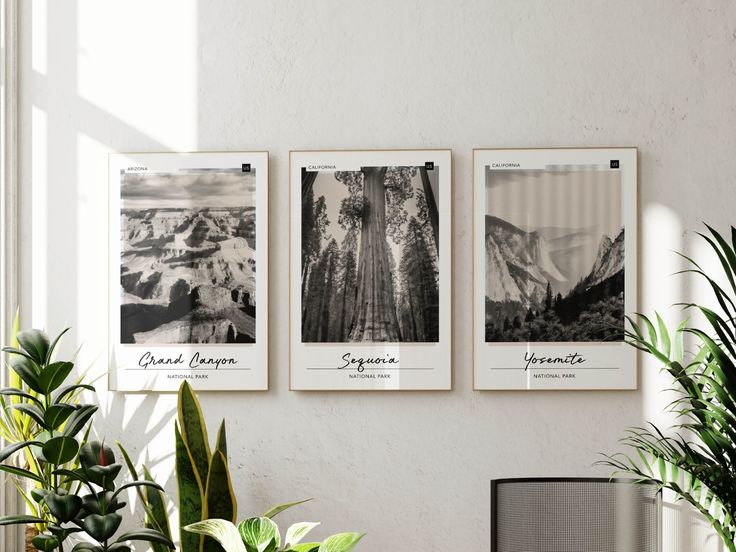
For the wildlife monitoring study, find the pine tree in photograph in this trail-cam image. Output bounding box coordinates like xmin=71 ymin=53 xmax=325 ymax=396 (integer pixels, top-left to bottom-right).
xmin=317 ymin=239 xmax=340 ymax=341
xmin=419 ymin=167 xmax=439 ymax=256
xmin=332 ymin=230 xmax=358 ymax=342
xmin=397 ymin=217 xmax=439 ymax=342
xmin=301 ymin=173 xmax=328 ymax=305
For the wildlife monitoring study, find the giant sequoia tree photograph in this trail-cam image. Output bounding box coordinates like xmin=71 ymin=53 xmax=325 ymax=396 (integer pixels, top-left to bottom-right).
xmin=301 ymin=165 xmax=440 ymax=343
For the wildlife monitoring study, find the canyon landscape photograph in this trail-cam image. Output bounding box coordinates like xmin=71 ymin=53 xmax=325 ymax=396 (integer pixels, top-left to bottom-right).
xmin=484 ymin=168 xmax=624 ymax=343
xmin=119 ymin=169 xmax=257 ymax=344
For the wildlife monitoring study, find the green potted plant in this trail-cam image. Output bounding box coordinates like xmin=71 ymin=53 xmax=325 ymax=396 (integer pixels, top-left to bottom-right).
xmin=185 ymin=507 xmax=364 ymax=552
xmin=0 ymin=327 xmax=174 ymax=552
xmin=132 ymin=381 xmax=366 ymax=552
xmin=605 ymin=225 xmax=736 ymax=551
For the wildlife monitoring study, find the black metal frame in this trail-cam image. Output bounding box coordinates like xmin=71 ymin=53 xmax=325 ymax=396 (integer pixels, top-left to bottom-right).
xmin=490 ymin=477 xmax=661 ymax=552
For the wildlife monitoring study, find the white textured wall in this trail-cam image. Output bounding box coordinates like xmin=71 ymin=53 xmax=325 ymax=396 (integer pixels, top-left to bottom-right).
xmin=17 ymin=1 xmax=736 ymax=550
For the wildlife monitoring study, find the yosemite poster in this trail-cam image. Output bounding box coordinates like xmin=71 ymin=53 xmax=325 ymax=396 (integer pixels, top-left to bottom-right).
xmin=290 ymin=150 xmax=452 ymax=390
xmin=109 ymin=152 xmax=269 ymax=391
xmin=473 ymin=148 xmax=637 ymax=390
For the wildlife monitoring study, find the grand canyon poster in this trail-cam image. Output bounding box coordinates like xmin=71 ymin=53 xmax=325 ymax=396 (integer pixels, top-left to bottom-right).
xmin=290 ymin=150 xmax=452 ymax=390
xmin=473 ymin=148 xmax=637 ymax=390
xmin=109 ymin=152 xmax=268 ymax=391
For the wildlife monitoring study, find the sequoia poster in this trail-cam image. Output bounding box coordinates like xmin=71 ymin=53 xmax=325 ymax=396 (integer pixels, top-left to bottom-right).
xmin=290 ymin=150 xmax=452 ymax=390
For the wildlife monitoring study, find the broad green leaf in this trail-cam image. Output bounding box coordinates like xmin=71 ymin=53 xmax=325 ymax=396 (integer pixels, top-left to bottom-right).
xmin=42 ymin=436 xmax=79 ymax=465
xmin=184 ymin=519 xmax=246 ymax=552
xmin=43 ymin=492 xmax=83 ymax=522
xmin=16 ymin=329 xmax=50 ymax=364
xmin=85 ymin=464 xmax=123 ymax=490
xmin=31 ymin=533 xmax=59 ymax=552
xmin=238 ymin=517 xmax=280 ymax=552
xmin=39 ymin=361 xmax=74 ymax=394
xmin=62 ymin=405 xmax=98 ymax=437
xmin=262 ymin=498 xmax=312 ymax=519
xmin=11 ymin=404 xmax=45 ymax=427
xmin=82 ymin=513 xmax=122 ymax=542
xmin=115 ymin=528 xmax=175 ymax=549
xmin=175 ymin=422 xmax=204 ymax=552
xmin=318 ymin=533 xmax=364 ymax=552
xmin=285 ymin=522 xmax=320 ymax=548
xmin=44 ymin=404 xmax=77 ymax=430
xmin=7 ymin=354 xmax=43 ymax=393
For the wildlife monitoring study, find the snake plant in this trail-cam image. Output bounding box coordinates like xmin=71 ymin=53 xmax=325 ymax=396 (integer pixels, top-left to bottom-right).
xmin=171 ymin=380 xmax=237 ymax=552
xmin=604 ymin=224 xmax=736 ymax=551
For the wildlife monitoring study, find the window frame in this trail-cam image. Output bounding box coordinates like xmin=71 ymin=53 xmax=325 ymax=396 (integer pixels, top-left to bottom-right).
xmin=0 ymin=0 xmax=20 ymax=545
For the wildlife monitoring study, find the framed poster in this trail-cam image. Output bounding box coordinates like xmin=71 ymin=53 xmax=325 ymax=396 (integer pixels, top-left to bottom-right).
xmin=108 ymin=151 xmax=268 ymax=391
xmin=473 ymin=148 xmax=637 ymax=390
xmin=290 ymin=149 xmax=452 ymax=390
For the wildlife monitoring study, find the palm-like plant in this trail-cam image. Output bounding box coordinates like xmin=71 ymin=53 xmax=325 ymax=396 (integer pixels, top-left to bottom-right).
xmin=604 ymin=225 xmax=736 ymax=551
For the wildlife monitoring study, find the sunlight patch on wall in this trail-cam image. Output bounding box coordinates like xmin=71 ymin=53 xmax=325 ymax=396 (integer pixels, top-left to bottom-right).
xmin=31 ymin=106 xmax=47 ymax=327
xmin=640 ymin=203 xmax=683 ymax=426
xmin=76 ymin=0 xmax=198 ymax=150
xmin=75 ymin=131 xmax=110 ymax=382
xmin=31 ymin=0 xmax=47 ymax=74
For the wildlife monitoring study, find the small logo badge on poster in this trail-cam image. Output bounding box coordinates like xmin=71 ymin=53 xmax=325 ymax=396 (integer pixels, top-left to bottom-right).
xmin=610 ymin=160 xmax=620 ymax=169
xmin=425 ymin=162 xmax=434 ymax=170
xmin=242 ymin=163 xmax=251 ymax=172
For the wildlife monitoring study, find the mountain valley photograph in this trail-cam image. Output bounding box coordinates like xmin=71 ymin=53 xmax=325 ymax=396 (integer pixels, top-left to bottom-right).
xmin=301 ymin=165 xmax=440 ymax=343
xmin=484 ymin=167 xmax=624 ymax=343
xmin=120 ymin=169 xmax=257 ymax=344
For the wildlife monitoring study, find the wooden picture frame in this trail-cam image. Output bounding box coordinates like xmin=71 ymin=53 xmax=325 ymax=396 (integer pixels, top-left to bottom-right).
xmin=108 ymin=151 xmax=269 ymax=391
xmin=473 ymin=147 xmax=637 ymax=390
xmin=290 ymin=149 xmax=452 ymax=390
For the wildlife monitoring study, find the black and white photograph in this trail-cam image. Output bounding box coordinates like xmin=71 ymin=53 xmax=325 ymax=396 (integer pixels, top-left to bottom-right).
xmin=290 ymin=150 xmax=451 ymax=391
xmin=484 ymin=168 xmax=624 ymax=343
xmin=120 ymin=169 xmax=257 ymax=344
xmin=473 ymin=148 xmax=637 ymax=391
xmin=301 ymin=165 xmax=439 ymax=343
xmin=109 ymin=152 xmax=269 ymax=392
